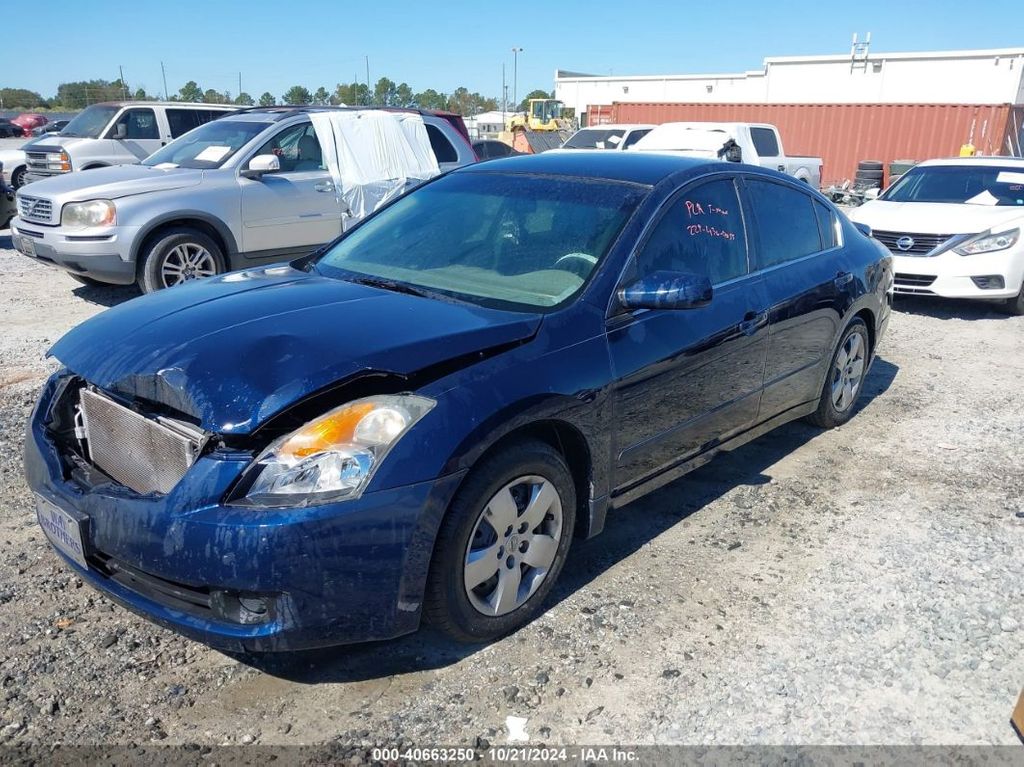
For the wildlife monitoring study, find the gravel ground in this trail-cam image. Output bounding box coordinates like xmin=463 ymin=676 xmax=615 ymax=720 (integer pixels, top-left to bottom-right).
xmin=0 ymin=233 xmax=1021 ymax=748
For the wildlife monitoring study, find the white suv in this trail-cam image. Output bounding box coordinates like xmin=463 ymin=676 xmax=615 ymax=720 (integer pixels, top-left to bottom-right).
xmin=851 ymin=157 xmax=1024 ymax=314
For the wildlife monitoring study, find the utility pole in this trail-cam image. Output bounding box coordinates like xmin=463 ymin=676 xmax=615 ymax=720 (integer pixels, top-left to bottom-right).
xmin=511 ymin=47 xmax=523 ymax=112
xmin=365 ymin=56 xmax=371 ymax=104
xmin=119 ymin=66 xmax=128 ymax=99
xmin=161 ymin=61 xmax=169 ymax=101
xmin=238 ymin=72 xmax=242 ymax=99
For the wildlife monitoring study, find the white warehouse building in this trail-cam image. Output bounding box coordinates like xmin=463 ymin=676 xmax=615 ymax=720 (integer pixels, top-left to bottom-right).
xmin=555 ymin=47 xmax=1024 ymax=115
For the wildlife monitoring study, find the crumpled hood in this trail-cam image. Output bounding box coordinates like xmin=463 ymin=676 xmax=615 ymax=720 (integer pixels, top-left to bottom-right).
xmin=49 ymin=265 xmax=542 ymax=434
xmin=851 ymin=200 xmax=1024 ymax=235
xmin=19 ymin=163 xmax=202 ymax=201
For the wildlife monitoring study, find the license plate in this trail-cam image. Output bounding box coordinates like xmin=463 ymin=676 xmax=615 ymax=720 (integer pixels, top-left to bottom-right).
xmin=35 ymin=494 xmax=89 ymax=569
xmin=14 ymin=234 xmax=36 ymax=257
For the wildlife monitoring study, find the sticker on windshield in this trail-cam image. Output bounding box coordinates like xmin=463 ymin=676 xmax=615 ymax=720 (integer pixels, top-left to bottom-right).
xmin=966 ymin=189 xmax=999 ymax=206
xmin=607 ymin=134 xmax=622 ymax=145
xmin=996 ymin=171 xmax=1024 ymax=185
xmin=194 ymin=145 xmax=232 ymax=163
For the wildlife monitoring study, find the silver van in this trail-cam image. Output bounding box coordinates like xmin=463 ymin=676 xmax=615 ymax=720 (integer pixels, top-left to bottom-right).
xmin=23 ymin=102 xmax=237 ymax=183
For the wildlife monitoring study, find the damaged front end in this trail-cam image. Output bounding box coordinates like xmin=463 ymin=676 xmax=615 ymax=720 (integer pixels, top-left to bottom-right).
xmin=25 ymin=369 xmax=469 ymax=651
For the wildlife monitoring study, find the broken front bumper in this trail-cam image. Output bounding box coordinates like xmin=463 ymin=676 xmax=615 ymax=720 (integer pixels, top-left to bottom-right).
xmin=23 ymin=373 xmax=464 ymax=652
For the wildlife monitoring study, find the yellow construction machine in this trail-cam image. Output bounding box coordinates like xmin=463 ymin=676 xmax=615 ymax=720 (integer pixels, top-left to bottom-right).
xmin=506 ymin=99 xmax=572 ymax=133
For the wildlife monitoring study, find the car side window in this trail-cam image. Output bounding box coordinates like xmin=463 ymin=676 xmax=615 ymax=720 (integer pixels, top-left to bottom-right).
xmin=167 ymin=109 xmax=201 ymax=139
xmin=426 ymin=124 xmax=458 ymax=163
xmin=750 ymin=127 xmax=780 ymax=157
xmin=633 ymin=178 xmax=749 ymax=285
xmin=621 ymin=129 xmax=651 ymax=149
xmin=113 ymin=108 xmax=159 ymax=140
xmin=746 ymin=179 xmax=823 ymax=269
xmin=813 ymin=199 xmax=839 ymax=249
xmin=253 ymin=122 xmax=323 ymax=173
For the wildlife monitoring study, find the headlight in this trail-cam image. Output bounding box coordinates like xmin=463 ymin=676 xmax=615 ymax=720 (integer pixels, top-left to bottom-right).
xmin=234 ymin=394 xmax=435 ymax=507
xmin=954 ymin=228 xmax=1019 ymax=256
xmin=60 ymin=200 xmax=116 ymax=229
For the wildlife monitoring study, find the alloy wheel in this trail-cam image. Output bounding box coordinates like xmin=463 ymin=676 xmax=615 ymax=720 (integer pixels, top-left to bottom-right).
xmin=161 ymin=243 xmax=217 ymax=287
xmin=831 ymin=331 xmax=866 ymax=412
xmin=463 ymin=475 xmax=563 ymax=617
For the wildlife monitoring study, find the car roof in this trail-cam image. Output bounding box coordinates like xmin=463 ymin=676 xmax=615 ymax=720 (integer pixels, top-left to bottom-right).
xmin=573 ymin=124 xmax=655 ymax=131
xmin=84 ymin=101 xmax=236 ymax=109
xmin=458 ymin=151 xmax=718 ymax=185
xmin=916 ymin=156 xmax=1024 ymax=169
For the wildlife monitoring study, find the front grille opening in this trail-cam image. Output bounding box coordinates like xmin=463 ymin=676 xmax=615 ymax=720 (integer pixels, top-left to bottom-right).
xmin=45 ymin=378 xmax=210 ymax=496
xmin=874 ymin=230 xmax=951 ymax=256
xmin=88 ymin=551 xmax=274 ymax=625
xmin=894 ymin=273 xmax=936 ymax=287
xmin=90 ymin=551 xmax=213 ymax=615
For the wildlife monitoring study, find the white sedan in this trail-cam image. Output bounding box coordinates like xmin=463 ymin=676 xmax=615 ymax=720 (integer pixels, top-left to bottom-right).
xmin=850 ymin=157 xmax=1024 ymax=314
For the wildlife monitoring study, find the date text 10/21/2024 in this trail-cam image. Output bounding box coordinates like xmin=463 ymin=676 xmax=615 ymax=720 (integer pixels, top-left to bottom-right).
xmin=370 ymin=747 xmax=639 ymax=762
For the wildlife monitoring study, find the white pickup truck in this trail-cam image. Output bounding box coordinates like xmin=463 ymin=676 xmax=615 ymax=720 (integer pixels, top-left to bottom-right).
xmin=632 ymin=122 xmax=823 ymax=188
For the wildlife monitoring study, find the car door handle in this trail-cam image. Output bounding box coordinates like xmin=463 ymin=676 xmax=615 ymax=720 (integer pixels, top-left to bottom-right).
xmin=739 ymin=310 xmax=768 ymax=336
xmin=314 ymin=181 xmax=334 ymax=193
xmin=834 ymin=271 xmax=854 ymax=288
xmin=777 ymin=164 xmax=785 ymax=172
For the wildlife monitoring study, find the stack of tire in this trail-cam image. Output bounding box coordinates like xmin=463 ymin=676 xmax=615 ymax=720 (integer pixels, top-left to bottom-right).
xmin=854 ymin=160 xmax=884 ymax=191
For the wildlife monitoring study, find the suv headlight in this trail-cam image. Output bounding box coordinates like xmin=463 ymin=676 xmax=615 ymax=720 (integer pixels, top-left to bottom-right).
xmin=954 ymin=228 xmax=1019 ymax=256
xmin=233 ymin=394 xmax=435 ymax=507
xmin=61 ymin=199 xmax=116 ymax=229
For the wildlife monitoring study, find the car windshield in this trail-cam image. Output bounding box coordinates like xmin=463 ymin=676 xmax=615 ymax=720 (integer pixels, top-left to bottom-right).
xmin=142 ymin=120 xmax=269 ymax=169
xmin=883 ymin=165 xmax=1024 ymax=206
xmin=315 ymin=171 xmax=646 ymax=310
xmin=60 ymin=105 xmax=119 ymax=138
xmin=563 ymin=129 xmax=627 ymax=150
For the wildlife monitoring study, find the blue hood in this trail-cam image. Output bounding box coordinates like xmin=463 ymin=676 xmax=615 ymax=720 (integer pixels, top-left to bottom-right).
xmin=49 ymin=266 xmax=541 ymax=434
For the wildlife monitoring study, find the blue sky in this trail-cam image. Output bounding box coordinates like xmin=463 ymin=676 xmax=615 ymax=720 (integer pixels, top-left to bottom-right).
xmin=9 ymin=0 xmax=1024 ymax=102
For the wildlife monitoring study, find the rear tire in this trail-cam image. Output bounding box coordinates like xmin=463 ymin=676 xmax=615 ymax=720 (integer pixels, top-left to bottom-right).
xmin=806 ymin=318 xmax=870 ymax=429
xmin=424 ymin=440 xmax=576 ymax=643
xmin=137 ymin=227 xmax=225 ymax=294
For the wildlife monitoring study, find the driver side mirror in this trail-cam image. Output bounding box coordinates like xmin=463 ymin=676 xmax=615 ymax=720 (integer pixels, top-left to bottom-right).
xmin=113 ymin=123 xmax=127 ymax=140
xmin=619 ymin=271 xmax=713 ymax=311
xmin=240 ymin=154 xmax=281 ymax=180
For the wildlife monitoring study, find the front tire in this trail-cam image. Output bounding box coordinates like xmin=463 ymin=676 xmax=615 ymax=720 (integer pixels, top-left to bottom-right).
xmin=137 ymin=227 xmax=225 ymax=294
xmin=1000 ymin=282 xmax=1024 ymax=316
xmin=424 ymin=440 xmax=576 ymax=642
xmin=806 ymin=318 xmax=870 ymax=429
xmin=10 ymin=166 xmax=25 ymax=189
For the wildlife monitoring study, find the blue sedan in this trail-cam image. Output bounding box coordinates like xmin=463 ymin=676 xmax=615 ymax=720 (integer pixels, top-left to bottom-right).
xmin=24 ymin=153 xmax=892 ymax=651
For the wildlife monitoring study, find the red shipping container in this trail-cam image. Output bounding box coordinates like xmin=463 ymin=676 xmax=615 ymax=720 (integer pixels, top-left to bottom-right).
xmin=603 ymin=102 xmax=1024 ymax=186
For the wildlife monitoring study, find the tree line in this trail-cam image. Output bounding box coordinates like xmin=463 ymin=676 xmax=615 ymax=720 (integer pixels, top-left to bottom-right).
xmin=1 ymin=78 xmax=553 ymax=116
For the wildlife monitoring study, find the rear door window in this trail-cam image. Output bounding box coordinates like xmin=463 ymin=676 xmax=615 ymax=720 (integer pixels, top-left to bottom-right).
xmin=746 ymin=178 xmax=823 ymax=269
xmin=813 ymin=199 xmax=839 ymax=249
xmin=167 ymin=109 xmax=201 ymax=138
xmin=426 ymin=124 xmax=458 ymax=163
xmin=750 ymin=127 xmax=780 ymax=158
xmin=633 ymin=177 xmax=749 ymax=285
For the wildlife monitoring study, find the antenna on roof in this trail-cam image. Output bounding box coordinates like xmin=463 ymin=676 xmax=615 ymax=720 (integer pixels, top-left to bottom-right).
xmin=851 ymin=32 xmax=872 ymax=73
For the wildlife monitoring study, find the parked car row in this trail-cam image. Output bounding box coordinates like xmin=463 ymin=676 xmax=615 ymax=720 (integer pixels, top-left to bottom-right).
xmin=11 ymin=104 xmax=474 ymax=291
